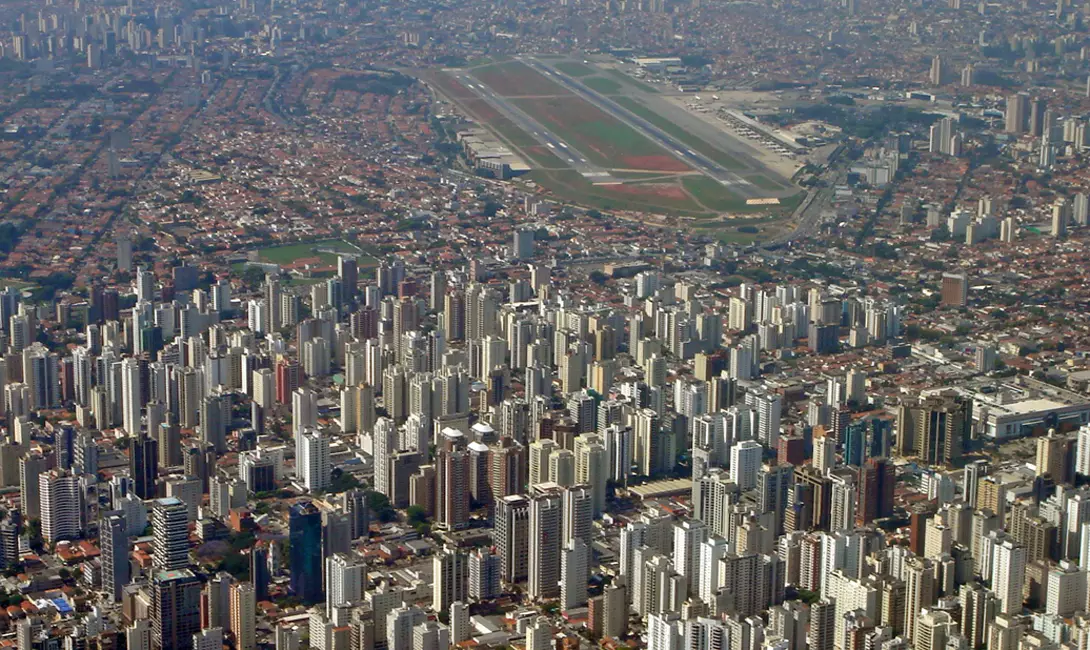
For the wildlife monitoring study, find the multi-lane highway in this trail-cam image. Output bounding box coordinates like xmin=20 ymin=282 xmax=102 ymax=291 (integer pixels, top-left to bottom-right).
xmin=448 ymin=70 xmax=617 ymax=184
xmin=519 ymin=56 xmax=761 ymax=196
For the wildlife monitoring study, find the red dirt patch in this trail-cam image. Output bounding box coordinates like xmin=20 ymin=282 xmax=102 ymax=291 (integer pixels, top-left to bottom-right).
xmin=462 ymin=99 xmax=501 ymax=122
xmin=433 ymin=74 xmax=476 ymax=99
xmin=621 ymin=155 xmax=691 ymax=172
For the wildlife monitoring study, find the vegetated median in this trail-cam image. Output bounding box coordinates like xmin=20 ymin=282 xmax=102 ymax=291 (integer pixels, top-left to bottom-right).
xmin=612 ymin=95 xmax=748 ymax=171
xmin=511 ymin=95 xmax=690 ymax=172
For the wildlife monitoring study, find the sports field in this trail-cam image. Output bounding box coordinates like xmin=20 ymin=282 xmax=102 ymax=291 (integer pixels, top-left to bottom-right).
xmin=256 ymin=240 xmax=376 ymax=267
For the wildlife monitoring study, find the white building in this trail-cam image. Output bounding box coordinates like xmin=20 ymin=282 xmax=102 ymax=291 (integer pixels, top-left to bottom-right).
xmin=991 ymin=538 xmax=1027 ymax=615
xmin=326 ymin=553 xmax=365 ymax=615
xmin=296 ymin=428 xmax=331 ymax=492
xmin=730 ymin=440 xmax=763 ymax=491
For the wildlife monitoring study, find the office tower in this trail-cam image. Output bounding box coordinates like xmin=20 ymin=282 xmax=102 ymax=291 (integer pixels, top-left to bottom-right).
xmin=19 ymin=453 xmax=45 ymax=521
xmin=529 ymin=439 xmax=556 ymax=487
xmin=1053 ymin=199 xmax=1070 ymax=237
xmin=296 ymin=429 xmax=331 ymax=492
xmin=373 ymin=417 xmax=397 ymax=500
xmin=512 ymin=229 xmax=534 ymax=260
xmin=959 ymin=583 xmax=995 ymax=650
xmin=940 ymin=273 xmax=969 ymax=307
xmin=857 ymin=458 xmax=894 ymax=525
xmin=748 ymin=390 xmax=782 ymax=448
xmin=903 ymin=557 xmax=937 ymax=642
xmin=152 ymin=497 xmax=189 ymax=571
xmin=436 ymin=429 xmax=470 ymax=530
xmin=252 ymin=546 xmax=270 ymax=602
xmin=101 ymin=513 xmax=129 ymax=601
xmin=339 ymin=489 xmax=371 ymax=541
xmin=228 ymin=582 xmax=256 ymax=650
xmin=40 ymin=470 xmax=81 ymax=544
xmin=1035 ymin=432 xmax=1068 ymax=482
xmin=961 ymin=63 xmax=975 ymax=87
xmin=121 ymin=357 xmax=142 ymax=436
xmin=575 ymin=435 xmax=607 ymax=516
xmin=529 ymin=487 xmax=563 ymax=600
xmin=561 ymin=539 xmax=589 ymax=611
xmin=603 ymin=583 xmax=627 ymax=639
xmin=199 ymin=394 xmax=229 ymax=454
xmin=634 ymin=408 xmax=661 ymax=476
xmin=289 ymin=501 xmax=323 ymax=604
xmin=562 ymin=484 xmax=594 ymax=547
xmin=1045 ymin=560 xmax=1086 ymax=616
xmin=1005 ymin=93 xmax=1029 ymax=134
xmin=130 ymin=431 xmax=159 ymax=500
xmin=152 ymin=568 xmax=202 ymax=650
xmin=548 ymin=449 xmax=575 ymax=486
xmin=991 ymin=539 xmax=1026 ymax=615
xmin=338 ymin=256 xmax=358 ymax=304
xmin=264 ymin=276 xmax=282 ymax=333
xmin=291 ymin=387 xmax=318 ymax=436
xmin=495 ymin=494 xmax=530 ymax=583
xmin=327 ymin=553 xmax=365 ymax=614
xmin=672 ymin=519 xmax=707 ymax=592
xmin=433 ymin=546 xmax=468 ymax=613
xmin=930 ymin=56 xmax=943 ymax=85
xmin=900 ymin=390 xmax=970 ymax=466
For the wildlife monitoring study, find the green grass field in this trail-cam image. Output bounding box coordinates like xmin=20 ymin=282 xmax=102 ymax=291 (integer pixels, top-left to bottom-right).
xmin=583 ymin=76 xmax=625 ymax=94
xmin=605 ymin=68 xmax=659 ymax=93
xmin=256 ymin=240 xmax=375 ymax=267
xmin=554 ymin=61 xmax=597 ymax=77
xmin=682 ymin=177 xmax=760 ymax=213
xmin=750 ymin=175 xmax=788 ymax=191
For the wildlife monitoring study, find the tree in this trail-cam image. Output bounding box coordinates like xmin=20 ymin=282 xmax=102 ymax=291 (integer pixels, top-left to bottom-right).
xmin=367 ymin=491 xmax=396 ymax=522
xmin=406 ymin=505 xmax=428 ymax=526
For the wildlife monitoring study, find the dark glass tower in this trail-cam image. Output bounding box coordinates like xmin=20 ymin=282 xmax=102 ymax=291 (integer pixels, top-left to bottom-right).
xmin=130 ymin=433 xmax=159 ymax=500
xmin=289 ymin=501 xmax=323 ymax=604
xmin=251 ymin=545 xmax=270 ymax=602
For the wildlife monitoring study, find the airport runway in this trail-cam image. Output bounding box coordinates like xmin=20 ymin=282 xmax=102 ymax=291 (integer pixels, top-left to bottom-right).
xmin=519 ymin=56 xmax=760 ymax=196
xmin=450 ymin=70 xmax=617 ymax=184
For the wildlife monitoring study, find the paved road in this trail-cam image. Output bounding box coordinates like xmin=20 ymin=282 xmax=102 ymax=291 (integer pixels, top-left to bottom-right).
xmin=452 ymin=70 xmax=616 ymax=183
xmin=520 ymin=56 xmax=759 ymax=195
xmin=763 ymin=166 xmax=846 ymax=247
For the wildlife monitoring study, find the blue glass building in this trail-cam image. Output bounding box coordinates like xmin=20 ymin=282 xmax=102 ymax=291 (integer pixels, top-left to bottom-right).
xmin=289 ymin=501 xmax=323 ymax=604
